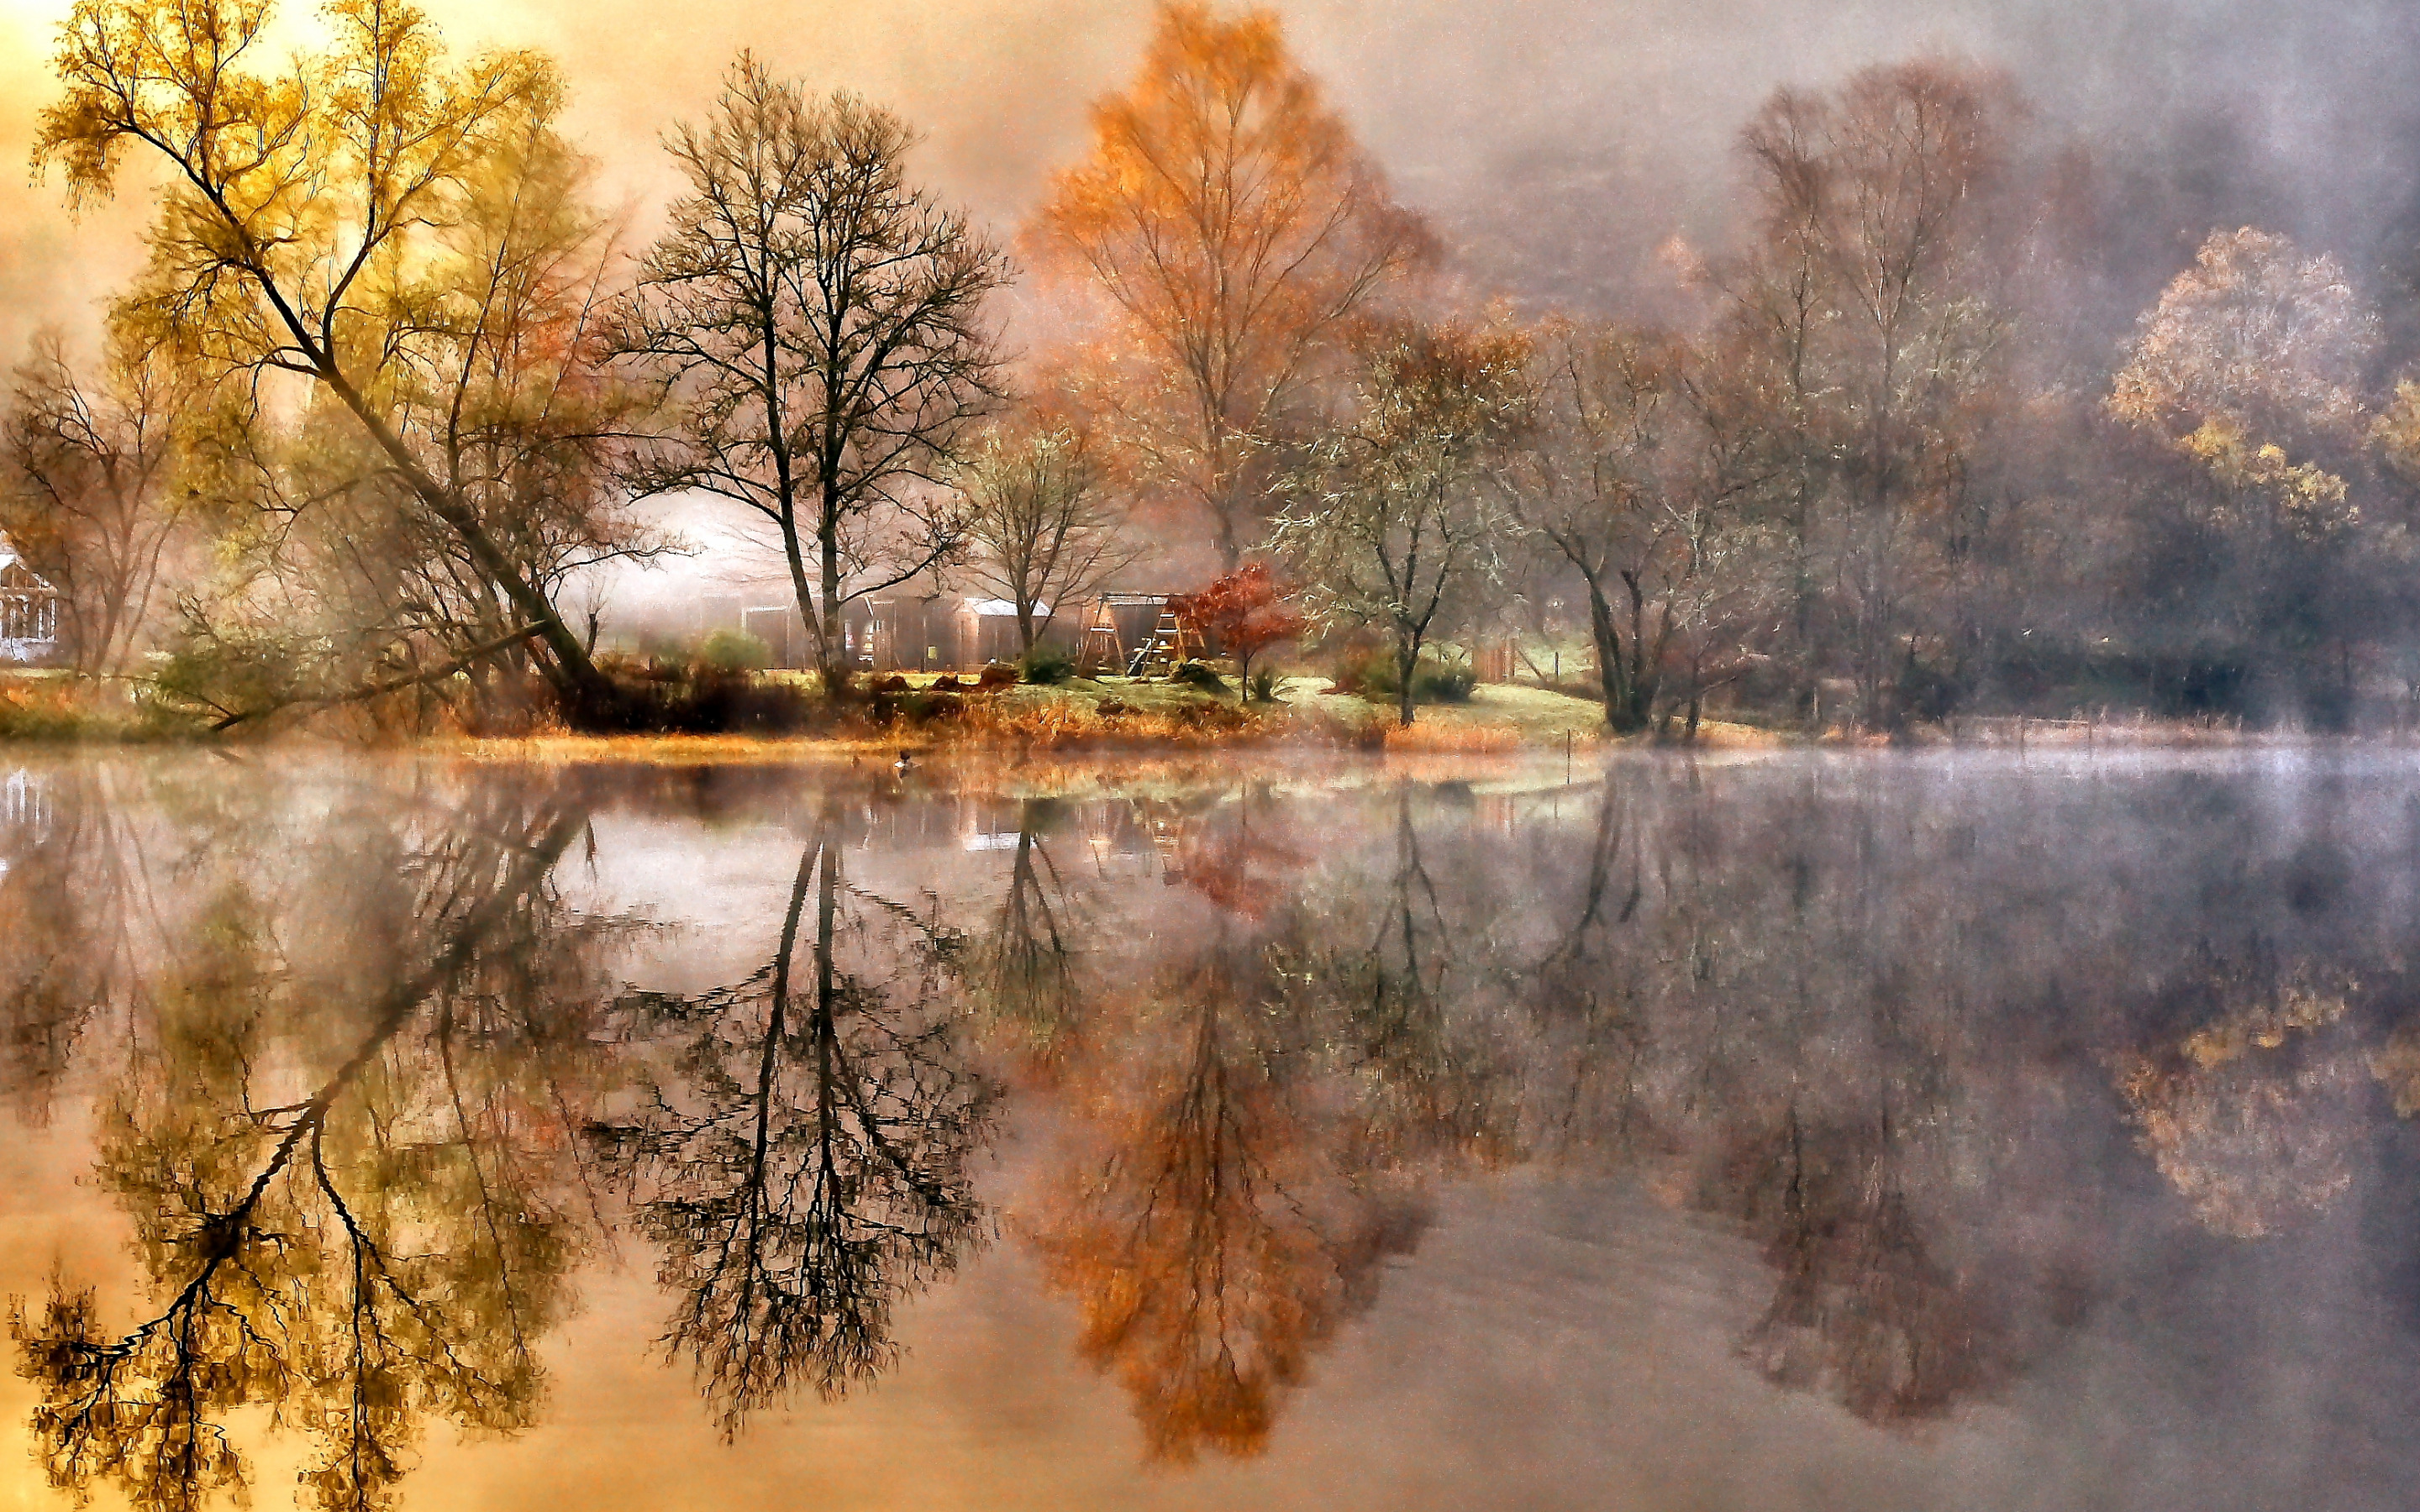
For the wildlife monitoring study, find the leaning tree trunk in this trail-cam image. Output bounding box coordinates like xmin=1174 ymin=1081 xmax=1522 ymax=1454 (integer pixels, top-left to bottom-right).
xmin=325 ymin=371 xmax=619 ymax=723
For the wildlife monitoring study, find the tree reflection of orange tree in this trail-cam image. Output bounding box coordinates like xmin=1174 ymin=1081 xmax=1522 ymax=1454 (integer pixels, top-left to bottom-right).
xmin=8 ymin=791 xmax=609 ymax=1512
xmin=1030 ymin=945 xmax=1423 ymax=1462
xmin=596 ymin=826 xmax=991 ymax=1436
xmin=1022 ymin=789 xmax=1507 ymax=1463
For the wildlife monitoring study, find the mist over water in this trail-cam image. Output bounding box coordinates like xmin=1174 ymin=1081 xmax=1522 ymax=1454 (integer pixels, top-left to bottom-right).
xmin=4 ymin=748 xmax=2420 ymax=1509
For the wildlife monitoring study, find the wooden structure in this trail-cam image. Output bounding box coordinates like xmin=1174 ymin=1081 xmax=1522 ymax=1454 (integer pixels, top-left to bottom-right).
xmin=1073 ymin=592 xmax=1204 ymax=676
xmin=740 ymin=604 xmax=802 ymax=666
xmin=1475 ymin=638 xmax=1518 ymax=684
xmin=0 ymin=550 xmax=60 ymax=665
xmin=952 ymin=598 xmax=1072 ymax=669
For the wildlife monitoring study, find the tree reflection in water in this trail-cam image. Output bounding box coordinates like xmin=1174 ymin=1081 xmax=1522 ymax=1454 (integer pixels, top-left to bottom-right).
xmin=9 ymin=757 xmax=2420 ymax=1504
xmin=8 ymin=779 xmax=628 ymax=1510
xmin=593 ymin=810 xmax=992 ymax=1434
xmin=1019 ymin=789 xmax=1494 ymax=1462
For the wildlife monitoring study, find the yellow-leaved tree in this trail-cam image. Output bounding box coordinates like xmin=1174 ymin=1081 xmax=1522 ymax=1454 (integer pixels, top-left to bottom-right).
xmin=34 ymin=0 xmax=635 ymax=720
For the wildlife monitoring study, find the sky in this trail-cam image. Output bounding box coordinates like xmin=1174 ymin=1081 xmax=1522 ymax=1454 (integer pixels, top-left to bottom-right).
xmin=2 ymin=0 xmax=2413 ymax=617
xmin=8 ymin=0 xmax=2418 ymax=358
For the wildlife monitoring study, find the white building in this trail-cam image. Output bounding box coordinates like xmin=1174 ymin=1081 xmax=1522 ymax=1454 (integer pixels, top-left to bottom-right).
xmin=0 ymin=544 xmax=60 ymax=664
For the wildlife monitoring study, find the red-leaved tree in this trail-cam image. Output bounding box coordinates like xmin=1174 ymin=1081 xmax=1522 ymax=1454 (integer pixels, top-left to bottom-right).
xmin=1181 ymin=564 xmax=1305 ymax=701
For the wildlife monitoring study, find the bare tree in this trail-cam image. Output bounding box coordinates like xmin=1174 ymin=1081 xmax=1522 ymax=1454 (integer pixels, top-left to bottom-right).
xmin=1505 ymin=322 xmax=1766 ymax=733
xmin=2 ymin=331 xmax=197 ymax=675
xmin=957 ymin=422 xmax=1134 ymax=654
xmin=618 ymin=54 xmax=1007 ymax=696
xmin=1718 ymin=61 xmax=2017 ymax=728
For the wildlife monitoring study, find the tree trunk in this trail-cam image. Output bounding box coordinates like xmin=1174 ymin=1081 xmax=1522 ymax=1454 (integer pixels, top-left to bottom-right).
xmin=323 ymin=370 xmax=618 ymax=722
xmin=1396 ymin=638 xmax=1418 ymax=728
xmin=813 ymin=490 xmax=852 ymax=699
xmin=781 ymin=512 xmax=820 ymax=686
xmin=1585 ymin=577 xmax=1644 ymax=734
xmin=1621 ymin=572 xmax=1660 ymax=732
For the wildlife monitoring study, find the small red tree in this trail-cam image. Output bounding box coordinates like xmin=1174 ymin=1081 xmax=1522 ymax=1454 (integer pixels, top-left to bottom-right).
xmin=1181 ymin=564 xmax=1305 ymax=701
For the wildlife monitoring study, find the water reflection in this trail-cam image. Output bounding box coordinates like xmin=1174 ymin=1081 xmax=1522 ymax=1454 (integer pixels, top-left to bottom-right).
xmin=594 ymin=817 xmax=991 ymax=1433
xmin=9 ymin=778 xmax=620 ymax=1509
xmin=3 ymin=753 xmax=2419 ymax=1509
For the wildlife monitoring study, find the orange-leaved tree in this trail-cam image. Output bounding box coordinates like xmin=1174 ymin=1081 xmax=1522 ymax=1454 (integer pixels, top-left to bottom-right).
xmin=1026 ymin=3 xmax=1431 ymax=573
xmin=1179 ymin=563 xmax=1302 ymax=700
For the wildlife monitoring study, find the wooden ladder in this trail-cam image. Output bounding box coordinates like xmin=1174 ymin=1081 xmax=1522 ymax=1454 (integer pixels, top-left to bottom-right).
xmin=1127 ymin=611 xmax=1188 ymax=677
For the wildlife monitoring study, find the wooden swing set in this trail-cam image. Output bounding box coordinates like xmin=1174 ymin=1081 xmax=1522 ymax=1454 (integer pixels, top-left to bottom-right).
xmin=1073 ymin=593 xmax=1205 ymax=678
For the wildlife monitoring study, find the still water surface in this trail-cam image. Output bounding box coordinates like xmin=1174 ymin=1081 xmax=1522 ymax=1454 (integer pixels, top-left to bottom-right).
xmin=3 ymin=749 xmax=2420 ymax=1509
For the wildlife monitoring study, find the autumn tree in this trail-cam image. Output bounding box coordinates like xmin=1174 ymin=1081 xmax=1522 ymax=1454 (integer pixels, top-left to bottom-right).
xmin=2112 ymin=228 xmax=2378 ymax=534
xmin=1276 ymin=320 xmax=1530 ymax=727
xmin=618 ymin=55 xmax=1006 ymax=696
xmin=2110 ymin=228 xmax=2401 ymax=721
xmin=2 ymin=330 xmax=200 ymax=676
xmin=1178 ymin=562 xmax=1303 ymax=699
xmin=957 ymin=420 xmax=1133 ymax=654
xmin=171 ymin=113 xmax=659 ymax=733
xmin=1028 ymin=2 xmax=1431 ymax=571
xmin=35 ymin=0 xmax=634 ymax=717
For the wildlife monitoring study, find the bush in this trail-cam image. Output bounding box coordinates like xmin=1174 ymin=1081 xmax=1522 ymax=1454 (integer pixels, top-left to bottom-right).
xmin=1170 ymin=659 xmax=1228 ymax=694
xmin=1413 ymin=662 xmax=1476 ymax=703
xmin=1248 ymin=669 xmax=1278 ymax=702
xmin=697 ymin=628 xmax=771 ymax=673
xmin=1333 ymin=648 xmax=1475 ymax=704
xmin=1020 ymin=645 xmax=1076 ymax=685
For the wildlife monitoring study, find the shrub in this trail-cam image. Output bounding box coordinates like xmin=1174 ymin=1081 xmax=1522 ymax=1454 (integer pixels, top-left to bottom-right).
xmin=1170 ymin=659 xmax=1228 ymax=693
xmin=1333 ymin=648 xmax=1475 ymax=703
xmin=1020 ymin=645 xmax=1076 ymax=685
xmin=1248 ymin=669 xmax=1278 ymax=702
xmin=1413 ymin=662 xmax=1477 ymax=703
xmin=697 ymin=628 xmax=771 ymax=673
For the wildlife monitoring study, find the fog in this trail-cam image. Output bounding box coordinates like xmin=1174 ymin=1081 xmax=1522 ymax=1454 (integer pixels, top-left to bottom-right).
xmin=4 ymin=0 xmax=2416 ymax=653
xmin=5 ymin=0 xmax=2415 ymax=356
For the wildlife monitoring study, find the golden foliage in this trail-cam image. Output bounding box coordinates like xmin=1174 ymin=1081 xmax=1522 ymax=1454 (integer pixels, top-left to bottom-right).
xmin=2111 ymin=228 xmax=2379 ymax=537
xmin=2116 ymin=971 xmax=2363 ymax=1237
xmin=1026 ymin=3 xmax=1429 ymax=562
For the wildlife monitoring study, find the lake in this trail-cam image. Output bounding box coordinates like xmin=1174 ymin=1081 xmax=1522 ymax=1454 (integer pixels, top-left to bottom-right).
xmin=3 ymin=748 xmax=2418 ymax=1510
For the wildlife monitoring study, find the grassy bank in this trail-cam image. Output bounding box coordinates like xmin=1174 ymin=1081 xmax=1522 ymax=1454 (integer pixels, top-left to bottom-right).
xmin=0 ymin=664 xmax=2261 ymax=756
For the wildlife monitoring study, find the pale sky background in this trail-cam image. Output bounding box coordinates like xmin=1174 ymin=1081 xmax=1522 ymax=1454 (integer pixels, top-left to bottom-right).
xmin=1 ymin=0 xmax=2413 ymax=622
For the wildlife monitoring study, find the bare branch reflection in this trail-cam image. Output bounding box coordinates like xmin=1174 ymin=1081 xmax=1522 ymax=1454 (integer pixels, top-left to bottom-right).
xmin=597 ymin=817 xmax=992 ymax=1434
